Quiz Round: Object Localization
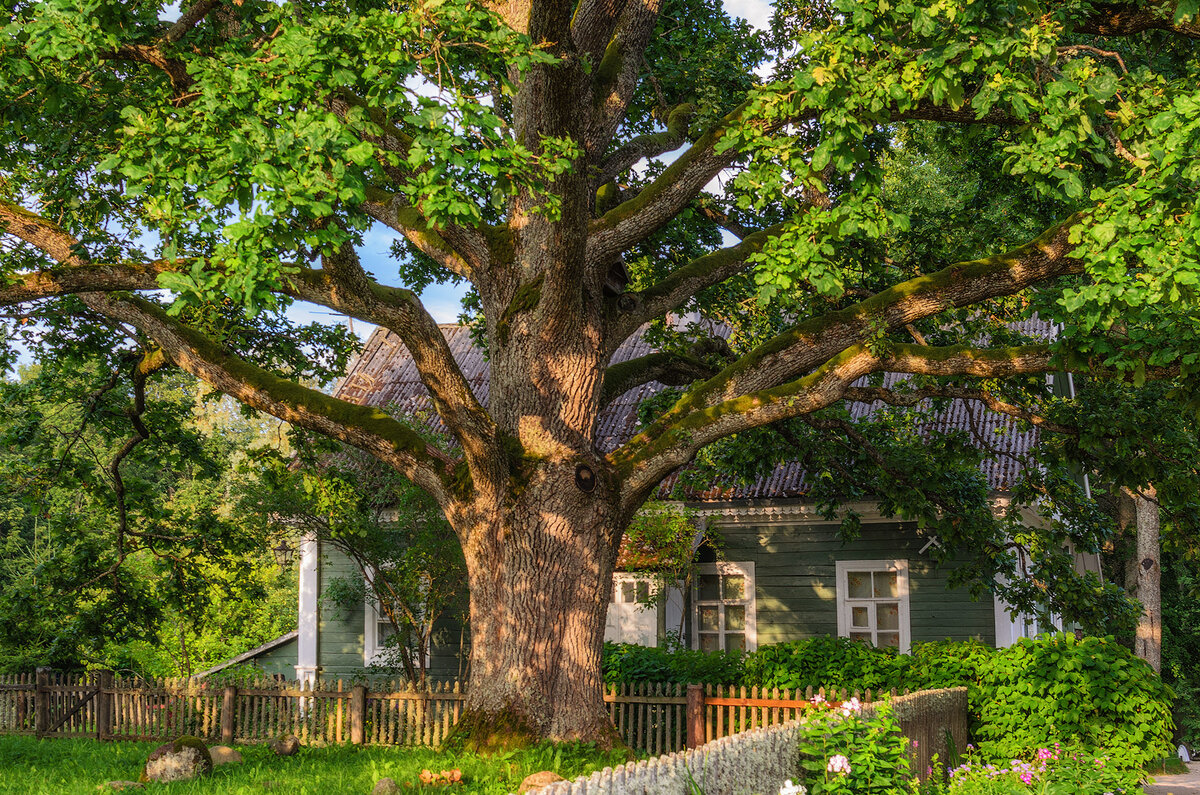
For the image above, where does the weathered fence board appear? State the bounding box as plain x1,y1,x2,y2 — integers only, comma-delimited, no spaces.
0,670,958,764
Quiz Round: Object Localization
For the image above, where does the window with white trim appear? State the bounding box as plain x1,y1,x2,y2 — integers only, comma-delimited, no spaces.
835,560,910,652
362,569,428,667
692,561,756,652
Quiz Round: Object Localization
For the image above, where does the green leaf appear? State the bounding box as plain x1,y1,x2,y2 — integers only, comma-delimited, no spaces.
345,141,376,166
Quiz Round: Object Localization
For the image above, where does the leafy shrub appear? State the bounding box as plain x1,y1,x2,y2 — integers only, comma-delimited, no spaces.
795,699,911,794
973,634,1174,770
743,636,909,693
601,642,743,685
944,745,1139,794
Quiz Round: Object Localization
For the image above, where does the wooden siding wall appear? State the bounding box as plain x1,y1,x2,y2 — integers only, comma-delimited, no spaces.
717,521,996,646
317,546,467,681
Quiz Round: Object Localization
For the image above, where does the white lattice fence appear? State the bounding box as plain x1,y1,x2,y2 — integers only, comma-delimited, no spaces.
529,718,803,795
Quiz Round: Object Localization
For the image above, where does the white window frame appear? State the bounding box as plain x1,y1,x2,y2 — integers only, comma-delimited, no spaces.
835,559,911,653
691,561,756,652
362,568,429,668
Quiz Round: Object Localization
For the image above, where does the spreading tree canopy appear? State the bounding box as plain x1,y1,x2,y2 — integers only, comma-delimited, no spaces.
2,0,1199,743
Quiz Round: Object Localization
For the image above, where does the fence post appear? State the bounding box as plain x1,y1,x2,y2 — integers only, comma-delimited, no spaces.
34,667,50,737
221,686,237,744
349,685,366,745
95,670,114,740
686,683,704,749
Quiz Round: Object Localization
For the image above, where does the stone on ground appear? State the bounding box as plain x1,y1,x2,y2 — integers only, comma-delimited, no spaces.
141,736,213,783
268,734,300,756
518,771,566,793
208,745,243,765
371,777,401,795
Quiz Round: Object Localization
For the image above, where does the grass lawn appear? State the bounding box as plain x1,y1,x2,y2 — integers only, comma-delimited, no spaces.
0,735,630,795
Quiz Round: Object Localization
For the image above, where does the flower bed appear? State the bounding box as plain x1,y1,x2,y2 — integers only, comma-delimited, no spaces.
944,745,1140,794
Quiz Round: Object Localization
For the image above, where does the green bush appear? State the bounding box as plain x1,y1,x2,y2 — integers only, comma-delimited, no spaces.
743,636,909,693
973,634,1174,770
607,634,1175,771
601,642,743,685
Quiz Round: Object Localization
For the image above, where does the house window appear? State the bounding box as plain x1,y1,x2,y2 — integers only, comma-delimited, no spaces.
835,560,910,652
605,573,658,647
363,569,428,668
692,562,756,652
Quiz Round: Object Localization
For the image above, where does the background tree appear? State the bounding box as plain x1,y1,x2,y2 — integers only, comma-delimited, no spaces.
0,344,296,675
241,433,468,686
2,0,1198,743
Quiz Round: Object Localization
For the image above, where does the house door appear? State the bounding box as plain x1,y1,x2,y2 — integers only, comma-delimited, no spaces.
604,575,658,647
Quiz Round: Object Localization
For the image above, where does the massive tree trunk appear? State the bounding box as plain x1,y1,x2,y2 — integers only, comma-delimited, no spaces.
454,475,622,746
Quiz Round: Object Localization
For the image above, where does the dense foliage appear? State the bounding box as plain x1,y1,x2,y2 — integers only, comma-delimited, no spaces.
973,635,1174,771
606,634,1174,770
0,356,294,675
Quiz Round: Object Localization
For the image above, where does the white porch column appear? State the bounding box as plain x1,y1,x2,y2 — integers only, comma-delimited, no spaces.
294,531,320,686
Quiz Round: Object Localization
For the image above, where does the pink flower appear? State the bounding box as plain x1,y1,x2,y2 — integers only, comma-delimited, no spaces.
827,755,851,775
839,697,862,716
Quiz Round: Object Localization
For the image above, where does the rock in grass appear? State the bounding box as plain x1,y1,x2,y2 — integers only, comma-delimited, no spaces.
209,745,243,765
97,782,143,791
518,771,565,793
141,736,213,783
371,778,400,795
268,734,300,756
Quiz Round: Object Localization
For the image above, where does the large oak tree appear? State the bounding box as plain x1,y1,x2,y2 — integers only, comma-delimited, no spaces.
2,0,1198,742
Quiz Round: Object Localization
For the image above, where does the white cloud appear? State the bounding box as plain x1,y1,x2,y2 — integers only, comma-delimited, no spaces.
724,0,772,30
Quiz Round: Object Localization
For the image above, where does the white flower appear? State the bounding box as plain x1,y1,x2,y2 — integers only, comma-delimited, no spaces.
779,779,808,795
811,695,826,704
839,697,862,716
827,755,851,775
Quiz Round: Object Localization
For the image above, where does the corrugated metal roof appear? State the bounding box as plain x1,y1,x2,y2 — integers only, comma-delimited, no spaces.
334,319,1052,500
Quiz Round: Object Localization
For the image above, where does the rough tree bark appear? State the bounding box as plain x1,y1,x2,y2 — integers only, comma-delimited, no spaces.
1131,485,1162,674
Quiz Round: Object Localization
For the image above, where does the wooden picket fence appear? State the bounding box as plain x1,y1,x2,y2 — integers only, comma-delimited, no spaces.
0,670,887,755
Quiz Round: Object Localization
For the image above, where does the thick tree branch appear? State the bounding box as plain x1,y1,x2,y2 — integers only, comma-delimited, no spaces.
587,100,747,264
79,293,458,505
165,0,224,43
0,200,91,267
572,0,630,65
653,217,1084,412
600,342,726,405
841,384,1080,436
361,188,484,280
608,220,789,347
1077,3,1200,38
315,244,501,481
611,342,1058,512
586,0,666,159
595,103,695,187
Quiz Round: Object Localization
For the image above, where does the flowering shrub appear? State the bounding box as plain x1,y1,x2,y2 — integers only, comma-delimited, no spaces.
795,697,911,794
943,745,1140,794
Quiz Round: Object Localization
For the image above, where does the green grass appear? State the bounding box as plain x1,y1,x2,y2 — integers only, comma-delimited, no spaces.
0,735,630,794
1145,755,1189,776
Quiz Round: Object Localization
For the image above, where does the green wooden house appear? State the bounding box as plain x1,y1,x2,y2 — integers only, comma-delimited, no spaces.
207,322,1098,684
